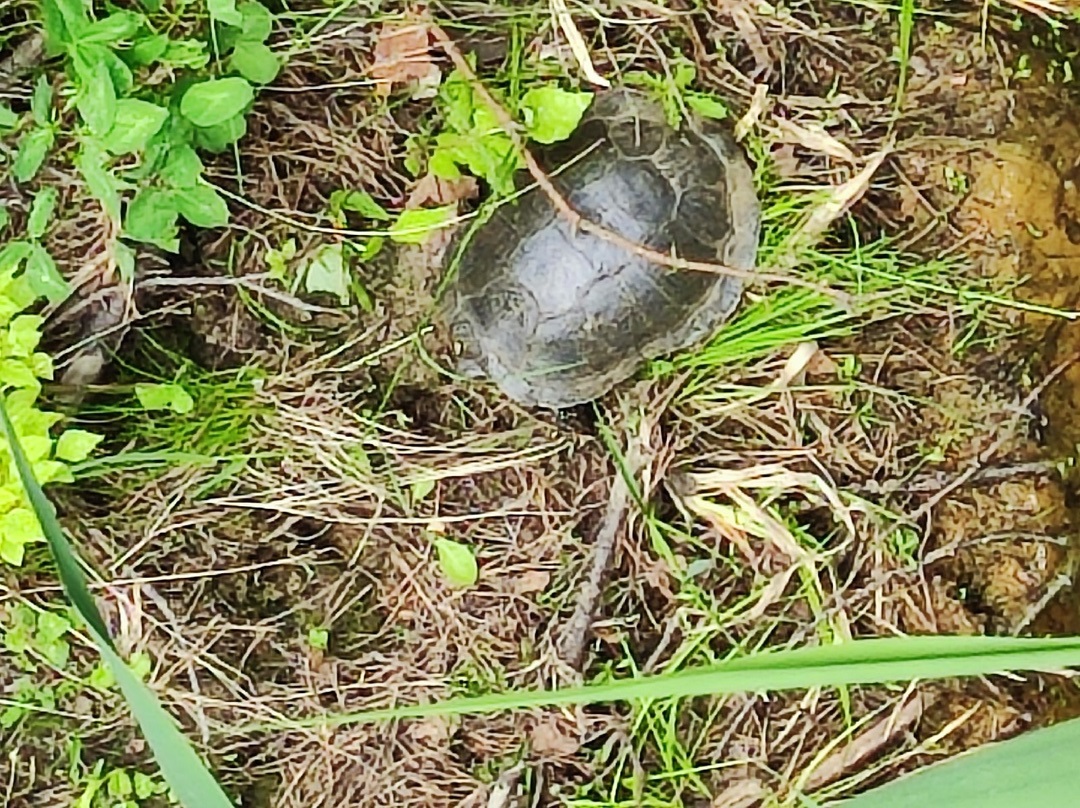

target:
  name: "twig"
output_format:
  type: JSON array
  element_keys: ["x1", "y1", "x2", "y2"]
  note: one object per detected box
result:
[
  {"x1": 426, "y1": 23, "x2": 855, "y2": 307},
  {"x1": 557, "y1": 462, "x2": 633, "y2": 671},
  {"x1": 556, "y1": 395, "x2": 659, "y2": 670},
  {"x1": 857, "y1": 460, "x2": 1061, "y2": 496}
]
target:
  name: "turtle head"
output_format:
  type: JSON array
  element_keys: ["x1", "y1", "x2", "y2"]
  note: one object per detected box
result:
[{"x1": 450, "y1": 319, "x2": 487, "y2": 380}]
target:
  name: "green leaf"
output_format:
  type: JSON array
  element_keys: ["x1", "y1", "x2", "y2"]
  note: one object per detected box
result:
[
  {"x1": 31, "y1": 76, "x2": 53, "y2": 126},
  {"x1": 81, "y1": 10, "x2": 144, "y2": 44},
  {"x1": 179, "y1": 77, "x2": 253, "y2": 127},
  {"x1": 0, "y1": 359, "x2": 39, "y2": 389},
  {"x1": 107, "y1": 769, "x2": 133, "y2": 798},
  {"x1": 39, "y1": 0, "x2": 76, "y2": 50},
  {"x1": 0, "y1": 401, "x2": 236, "y2": 808},
  {"x1": 230, "y1": 0, "x2": 273, "y2": 45},
  {"x1": 191, "y1": 114, "x2": 247, "y2": 152},
  {"x1": 129, "y1": 33, "x2": 168, "y2": 65},
  {"x1": 76, "y1": 140, "x2": 121, "y2": 221},
  {"x1": 159, "y1": 145, "x2": 205, "y2": 188},
  {"x1": 388, "y1": 206, "x2": 455, "y2": 245},
  {"x1": 438, "y1": 70, "x2": 477, "y2": 134},
  {"x1": 27, "y1": 188, "x2": 58, "y2": 240},
  {"x1": 520, "y1": 86, "x2": 593, "y2": 145},
  {"x1": 842, "y1": 715, "x2": 1080, "y2": 808},
  {"x1": 303, "y1": 243, "x2": 349, "y2": 305},
  {"x1": 0, "y1": 241, "x2": 32, "y2": 274},
  {"x1": 25, "y1": 245, "x2": 69, "y2": 304},
  {"x1": 13, "y1": 127, "x2": 54, "y2": 183},
  {"x1": 410, "y1": 478, "x2": 435, "y2": 504},
  {"x1": 0, "y1": 207, "x2": 8, "y2": 232},
  {"x1": 0, "y1": 537, "x2": 25, "y2": 566},
  {"x1": 229, "y1": 41, "x2": 280, "y2": 85},
  {"x1": 262, "y1": 635, "x2": 1080, "y2": 734},
  {"x1": 329, "y1": 189, "x2": 390, "y2": 221},
  {"x1": 307, "y1": 628, "x2": 328, "y2": 650},
  {"x1": 0, "y1": 105, "x2": 18, "y2": 129},
  {"x1": 8, "y1": 316, "x2": 43, "y2": 357},
  {"x1": 123, "y1": 188, "x2": 179, "y2": 252},
  {"x1": 433, "y1": 537, "x2": 478, "y2": 589},
  {"x1": 30, "y1": 352, "x2": 53, "y2": 381},
  {"x1": 114, "y1": 241, "x2": 135, "y2": 283},
  {"x1": 135, "y1": 382, "x2": 194, "y2": 414},
  {"x1": 55, "y1": 429, "x2": 102, "y2": 463},
  {"x1": 133, "y1": 772, "x2": 158, "y2": 799},
  {"x1": 73, "y1": 48, "x2": 117, "y2": 137},
  {"x1": 37, "y1": 610, "x2": 71, "y2": 642},
  {"x1": 89, "y1": 661, "x2": 115, "y2": 690},
  {"x1": 50, "y1": 0, "x2": 90, "y2": 43},
  {"x1": 1, "y1": 508, "x2": 44, "y2": 551},
  {"x1": 430, "y1": 130, "x2": 520, "y2": 195},
  {"x1": 208, "y1": 0, "x2": 243, "y2": 26},
  {"x1": 686, "y1": 93, "x2": 729, "y2": 120},
  {"x1": 161, "y1": 39, "x2": 210, "y2": 70},
  {"x1": 265, "y1": 238, "x2": 296, "y2": 281},
  {"x1": 171, "y1": 183, "x2": 229, "y2": 228},
  {"x1": 102, "y1": 99, "x2": 169, "y2": 155},
  {"x1": 100, "y1": 48, "x2": 135, "y2": 96}
]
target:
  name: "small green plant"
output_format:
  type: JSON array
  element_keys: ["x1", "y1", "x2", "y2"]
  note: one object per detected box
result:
[
  {"x1": 417, "y1": 68, "x2": 594, "y2": 194},
  {"x1": 624, "y1": 58, "x2": 731, "y2": 126},
  {"x1": 73, "y1": 758, "x2": 175, "y2": 808},
  {"x1": 0, "y1": 243, "x2": 102, "y2": 566},
  {"x1": 433, "y1": 535, "x2": 479, "y2": 589}
]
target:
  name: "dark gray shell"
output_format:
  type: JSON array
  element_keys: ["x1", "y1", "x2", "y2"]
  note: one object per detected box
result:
[{"x1": 443, "y1": 86, "x2": 761, "y2": 409}]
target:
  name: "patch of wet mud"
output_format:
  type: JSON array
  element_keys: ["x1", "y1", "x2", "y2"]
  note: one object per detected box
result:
[{"x1": 894, "y1": 27, "x2": 1080, "y2": 728}]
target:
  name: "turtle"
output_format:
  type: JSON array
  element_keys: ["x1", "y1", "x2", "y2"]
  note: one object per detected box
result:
[{"x1": 442, "y1": 85, "x2": 762, "y2": 410}]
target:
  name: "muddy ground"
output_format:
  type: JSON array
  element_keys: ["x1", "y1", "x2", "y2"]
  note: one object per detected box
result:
[{"x1": 6, "y1": 1, "x2": 1080, "y2": 806}]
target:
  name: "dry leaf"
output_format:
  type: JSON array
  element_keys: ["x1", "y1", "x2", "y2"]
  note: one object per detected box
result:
[
  {"x1": 512, "y1": 569, "x2": 551, "y2": 594},
  {"x1": 408, "y1": 717, "x2": 451, "y2": 745},
  {"x1": 774, "y1": 118, "x2": 856, "y2": 164},
  {"x1": 370, "y1": 22, "x2": 440, "y2": 97},
  {"x1": 711, "y1": 778, "x2": 768, "y2": 808},
  {"x1": 406, "y1": 172, "x2": 479, "y2": 210},
  {"x1": 768, "y1": 341, "x2": 818, "y2": 389},
  {"x1": 735, "y1": 83, "x2": 769, "y2": 141},
  {"x1": 781, "y1": 147, "x2": 890, "y2": 260},
  {"x1": 805, "y1": 347, "x2": 840, "y2": 377},
  {"x1": 550, "y1": 0, "x2": 610, "y2": 87},
  {"x1": 530, "y1": 716, "x2": 580, "y2": 756},
  {"x1": 770, "y1": 143, "x2": 802, "y2": 179}
]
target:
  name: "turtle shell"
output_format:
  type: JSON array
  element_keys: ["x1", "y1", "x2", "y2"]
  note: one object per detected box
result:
[{"x1": 443, "y1": 86, "x2": 761, "y2": 409}]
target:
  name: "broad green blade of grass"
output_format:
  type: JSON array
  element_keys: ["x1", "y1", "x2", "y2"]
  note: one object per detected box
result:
[
  {"x1": 251, "y1": 634, "x2": 1080, "y2": 731},
  {"x1": 896, "y1": 0, "x2": 916, "y2": 113},
  {"x1": 834, "y1": 713, "x2": 1080, "y2": 807},
  {"x1": 0, "y1": 402, "x2": 235, "y2": 808}
]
